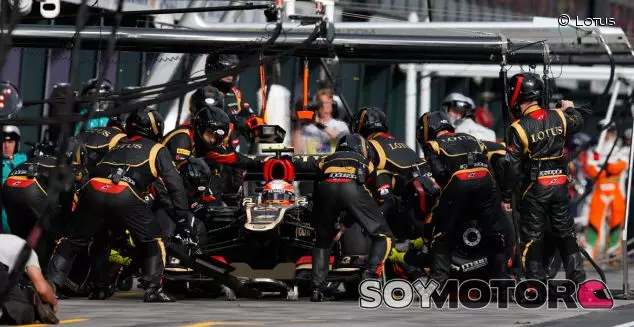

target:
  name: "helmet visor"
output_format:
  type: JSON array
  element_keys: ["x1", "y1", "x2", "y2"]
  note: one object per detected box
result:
[
  {"x1": 202, "y1": 127, "x2": 227, "y2": 146},
  {"x1": 262, "y1": 191, "x2": 294, "y2": 204},
  {"x1": 441, "y1": 100, "x2": 471, "y2": 113}
]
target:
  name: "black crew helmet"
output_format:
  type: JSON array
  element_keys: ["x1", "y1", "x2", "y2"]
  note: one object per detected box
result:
[
  {"x1": 125, "y1": 107, "x2": 165, "y2": 142},
  {"x1": 506, "y1": 72, "x2": 544, "y2": 118},
  {"x1": 350, "y1": 107, "x2": 388, "y2": 137},
  {"x1": 205, "y1": 54, "x2": 239, "y2": 87},
  {"x1": 193, "y1": 105, "x2": 231, "y2": 146},
  {"x1": 181, "y1": 157, "x2": 212, "y2": 196},
  {"x1": 417, "y1": 111, "x2": 455, "y2": 144},
  {"x1": 109, "y1": 85, "x2": 143, "y2": 130},
  {"x1": 190, "y1": 85, "x2": 221, "y2": 116},
  {"x1": 336, "y1": 133, "x2": 372, "y2": 159}
]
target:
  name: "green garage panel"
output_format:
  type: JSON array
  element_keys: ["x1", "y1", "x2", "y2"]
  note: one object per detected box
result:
[
  {"x1": 338, "y1": 62, "x2": 363, "y2": 116},
  {"x1": 237, "y1": 66, "x2": 259, "y2": 109},
  {"x1": 360, "y1": 65, "x2": 390, "y2": 109},
  {"x1": 389, "y1": 68, "x2": 406, "y2": 141},
  {"x1": 19, "y1": 46, "x2": 47, "y2": 145},
  {"x1": 116, "y1": 52, "x2": 142, "y2": 89}
]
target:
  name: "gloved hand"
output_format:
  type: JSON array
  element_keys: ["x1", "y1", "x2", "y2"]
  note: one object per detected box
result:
[
  {"x1": 174, "y1": 213, "x2": 198, "y2": 246},
  {"x1": 409, "y1": 237, "x2": 424, "y2": 250}
]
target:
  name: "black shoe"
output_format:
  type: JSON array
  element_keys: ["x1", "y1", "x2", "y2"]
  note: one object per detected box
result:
[
  {"x1": 88, "y1": 286, "x2": 111, "y2": 300},
  {"x1": 310, "y1": 289, "x2": 324, "y2": 302},
  {"x1": 144, "y1": 288, "x2": 176, "y2": 303},
  {"x1": 361, "y1": 269, "x2": 380, "y2": 280}
]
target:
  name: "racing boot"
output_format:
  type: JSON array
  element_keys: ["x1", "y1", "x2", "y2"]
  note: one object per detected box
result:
[
  {"x1": 361, "y1": 234, "x2": 391, "y2": 280},
  {"x1": 89, "y1": 241, "x2": 111, "y2": 300},
  {"x1": 518, "y1": 240, "x2": 548, "y2": 304},
  {"x1": 88, "y1": 285, "x2": 110, "y2": 300},
  {"x1": 429, "y1": 234, "x2": 452, "y2": 289},
  {"x1": 47, "y1": 241, "x2": 81, "y2": 300},
  {"x1": 562, "y1": 251, "x2": 587, "y2": 284},
  {"x1": 140, "y1": 241, "x2": 175, "y2": 303},
  {"x1": 310, "y1": 247, "x2": 331, "y2": 302},
  {"x1": 559, "y1": 237, "x2": 587, "y2": 284}
]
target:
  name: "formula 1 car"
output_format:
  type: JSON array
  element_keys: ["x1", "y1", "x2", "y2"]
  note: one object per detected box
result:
[{"x1": 163, "y1": 143, "x2": 370, "y2": 300}]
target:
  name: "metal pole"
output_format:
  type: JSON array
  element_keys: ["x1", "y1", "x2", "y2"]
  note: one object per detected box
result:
[
  {"x1": 619, "y1": 118, "x2": 634, "y2": 299},
  {"x1": 597, "y1": 79, "x2": 621, "y2": 153},
  {"x1": 404, "y1": 12, "x2": 419, "y2": 150}
]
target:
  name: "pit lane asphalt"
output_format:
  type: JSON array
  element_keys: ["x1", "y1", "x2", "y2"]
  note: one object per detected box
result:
[{"x1": 35, "y1": 266, "x2": 634, "y2": 327}]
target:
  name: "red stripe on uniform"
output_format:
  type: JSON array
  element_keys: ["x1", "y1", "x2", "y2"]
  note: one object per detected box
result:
[
  {"x1": 454, "y1": 170, "x2": 488, "y2": 180},
  {"x1": 5, "y1": 177, "x2": 35, "y2": 188},
  {"x1": 537, "y1": 176, "x2": 567, "y2": 186},
  {"x1": 206, "y1": 152, "x2": 237, "y2": 164},
  {"x1": 89, "y1": 179, "x2": 127, "y2": 194},
  {"x1": 325, "y1": 178, "x2": 352, "y2": 183}
]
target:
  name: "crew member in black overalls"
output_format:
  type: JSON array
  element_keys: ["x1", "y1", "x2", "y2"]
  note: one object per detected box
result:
[
  {"x1": 79, "y1": 116, "x2": 126, "y2": 174},
  {"x1": 505, "y1": 72, "x2": 586, "y2": 286},
  {"x1": 292, "y1": 134, "x2": 394, "y2": 302},
  {"x1": 47, "y1": 108, "x2": 194, "y2": 303},
  {"x1": 2, "y1": 136, "x2": 86, "y2": 270},
  {"x1": 350, "y1": 107, "x2": 439, "y2": 235}
]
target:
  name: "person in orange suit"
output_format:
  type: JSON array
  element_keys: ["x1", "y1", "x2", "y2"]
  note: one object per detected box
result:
[{"x1": 585, "y1": 125, "x2": 628, "y2": 261}]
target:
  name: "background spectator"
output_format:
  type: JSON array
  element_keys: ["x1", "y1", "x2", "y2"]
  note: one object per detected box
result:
[
  {"x1": 292, "y1": 88, "x2": 349, "y2": 154},
  {"x1": 1, "y1": 125, "x2": 27, "y2": 233}
]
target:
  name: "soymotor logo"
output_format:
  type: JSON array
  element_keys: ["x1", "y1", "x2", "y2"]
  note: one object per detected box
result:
[{"x1": 359, "y1": 278, "x2": 614, "y2": 310}]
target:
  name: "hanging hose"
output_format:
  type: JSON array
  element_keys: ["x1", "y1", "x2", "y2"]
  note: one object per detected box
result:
[
  {"x1": 296, "y1": 57, "x2": 314, "y2": 121},
  {"x1": 303, "y1": 58, "x2": 309, "y2": 110},
  {"x1": 259, "y1": 53, "x2": 267, "y2": 123}
]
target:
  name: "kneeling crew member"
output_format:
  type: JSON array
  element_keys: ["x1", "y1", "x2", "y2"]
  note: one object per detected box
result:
[
  {"x1": 417, "y1": 111, "x2": 510, "y2": 287},
  {"x1": 292, "y1": 134, "x2": 394, "y2": 302},
  {"x1": 47, "y1": 108, "x2": 193, "y2": 303},
  {"x1": 505, "y1": 72, "x2": 586, "y2": 284}
]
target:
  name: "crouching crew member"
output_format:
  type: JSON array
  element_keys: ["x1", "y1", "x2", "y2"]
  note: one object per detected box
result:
[
  {"x1": 417, "y1": 111, "x2": 511, "y2": 288},
  {"x1": 292, "y1": 134, "x2": 394, "y2": 302},
  {"x1": 47, "y1": 108, "x2": 194, "y2": 303},
  {"x1": 2, "y1": 138, "x2": 85, "y2": 272}
]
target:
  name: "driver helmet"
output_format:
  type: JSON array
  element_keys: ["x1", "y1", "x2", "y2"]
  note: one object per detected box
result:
[
  {"x1": 441, "y1": 93, "x2": 475, "y2": 125},
  {"x1": 261, "y1": 180, "x2": 295, "y2": 206}
]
